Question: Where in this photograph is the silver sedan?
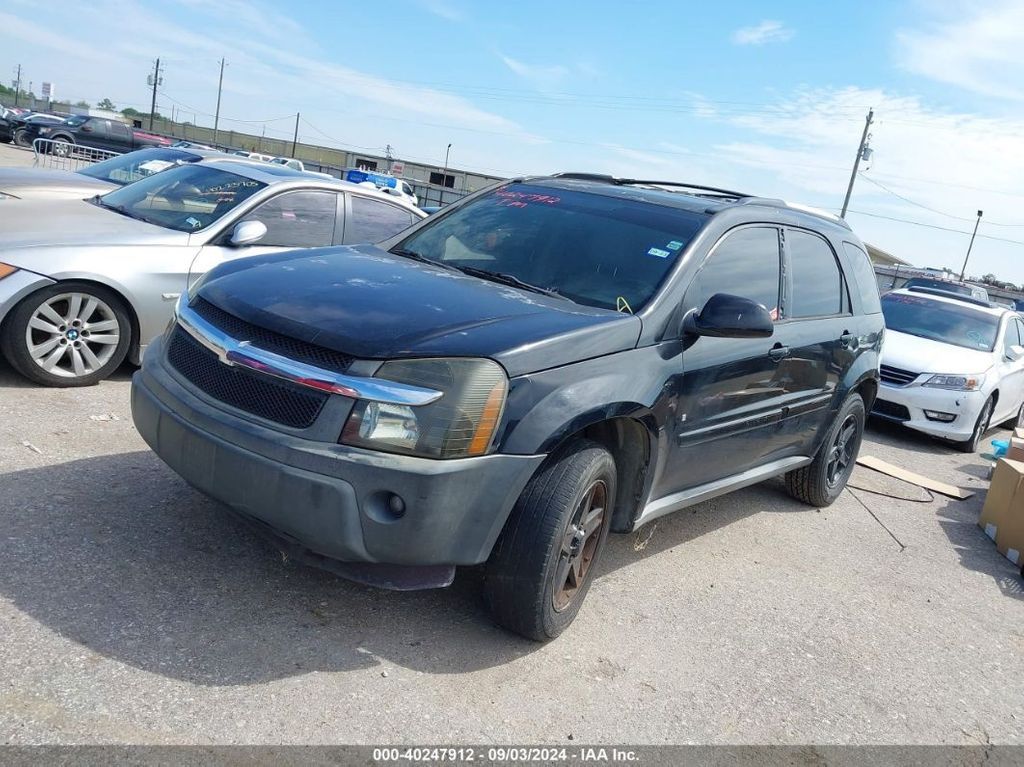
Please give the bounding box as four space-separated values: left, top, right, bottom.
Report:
0 160 426 386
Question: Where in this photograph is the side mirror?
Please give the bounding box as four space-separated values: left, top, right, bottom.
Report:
683 293 774 339
229 220 267 247
1007 344 1024 361
80 124 93 132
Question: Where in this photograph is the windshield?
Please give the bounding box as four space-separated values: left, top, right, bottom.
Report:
97 164 266 232
903 278 971 297
882 293 999 351
78 147 201 186
394 182 706 311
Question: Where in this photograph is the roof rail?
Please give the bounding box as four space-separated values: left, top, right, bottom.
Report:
905 285 993 308
732 197 852 230
552 173 750 199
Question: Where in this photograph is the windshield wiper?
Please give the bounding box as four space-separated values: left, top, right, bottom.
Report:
93 197 156 225
388 248 459 272
453 266 569 300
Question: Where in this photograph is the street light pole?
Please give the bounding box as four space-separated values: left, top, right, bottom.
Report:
840 108 874 219
441 142 452 187
212 57 225 147
959 210 984 282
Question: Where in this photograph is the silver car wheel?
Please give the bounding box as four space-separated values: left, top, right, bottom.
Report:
24 292 121 379
53 140 72 157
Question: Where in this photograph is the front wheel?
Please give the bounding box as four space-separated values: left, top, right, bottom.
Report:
785 393 865 507
13 129 32 148
956 396 994 454
51 137 74 157
0 282 132 387
484 440 616 641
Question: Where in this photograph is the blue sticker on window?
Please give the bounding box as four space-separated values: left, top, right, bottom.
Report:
647 247 671 258
666 240 683 250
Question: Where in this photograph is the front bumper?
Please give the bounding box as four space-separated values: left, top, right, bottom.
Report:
871 382 986 441
132 336 545 577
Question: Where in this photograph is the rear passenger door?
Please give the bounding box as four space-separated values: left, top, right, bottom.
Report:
342 194 421 244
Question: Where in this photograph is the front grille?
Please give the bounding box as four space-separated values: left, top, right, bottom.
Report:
167 327 327 429
193 298 353 373
880 365 918 386
872 399 911 422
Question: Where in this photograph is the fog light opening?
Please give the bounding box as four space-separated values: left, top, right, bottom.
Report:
924 410 957 423
365 491 407 523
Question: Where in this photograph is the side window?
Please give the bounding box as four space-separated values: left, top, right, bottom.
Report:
1003 318 1022 357
842 242 882 314
687 227 781 318
346 196 417 244
241 191 338 247
85 118 106 135
109 121 130 139
787 229 845 318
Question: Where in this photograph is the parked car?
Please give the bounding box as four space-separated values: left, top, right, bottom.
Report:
901 277 990 303
0 112 66 146
23 115 172 155
871 287 1024 451
0 146 232 201
131 173 884 640
0 160 426 386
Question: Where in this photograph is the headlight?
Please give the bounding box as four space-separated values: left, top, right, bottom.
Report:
341 357 508 458
0 263 18 280
923 373 985 391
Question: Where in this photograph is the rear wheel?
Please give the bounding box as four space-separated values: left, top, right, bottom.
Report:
484 440 616 641
13 129 32 148
785 393 865 507
956 396 994 454
0 282 132 387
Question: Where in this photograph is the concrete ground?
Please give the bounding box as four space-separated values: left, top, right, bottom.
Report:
0 141 1022 745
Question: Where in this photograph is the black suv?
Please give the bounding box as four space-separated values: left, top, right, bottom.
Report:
132 174 883 640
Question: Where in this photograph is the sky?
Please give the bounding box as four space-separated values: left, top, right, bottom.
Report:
3 0 1024 283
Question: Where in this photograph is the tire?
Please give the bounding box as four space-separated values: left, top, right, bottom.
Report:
785 393 866 507
483 440 617 641
51 136 74 157
999 400 1024 429
13 129 32 148
0 282 132 387
956 396 994 454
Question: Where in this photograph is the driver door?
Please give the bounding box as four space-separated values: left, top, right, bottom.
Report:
188 189 345 290
995 316 1024 425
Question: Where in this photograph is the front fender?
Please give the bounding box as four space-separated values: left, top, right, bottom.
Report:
0 269 57 327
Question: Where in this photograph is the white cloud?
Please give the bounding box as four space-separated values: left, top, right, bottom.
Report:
897 0 1024 100
695 86 1024 281
413 0 463 22
731 20 794 46
499 54 570 88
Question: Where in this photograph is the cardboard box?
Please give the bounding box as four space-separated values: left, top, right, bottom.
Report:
1007 437 1024 462
1014 427 1024 440
979 458 1024 565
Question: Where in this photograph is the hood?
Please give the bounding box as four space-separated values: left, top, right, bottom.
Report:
198 245 642 377
882 328 993 375
0 167 115 200
0 198 187 251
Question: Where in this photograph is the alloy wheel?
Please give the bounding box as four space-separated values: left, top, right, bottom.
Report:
826 414 860 488
552 479 608 612
24 292 121 379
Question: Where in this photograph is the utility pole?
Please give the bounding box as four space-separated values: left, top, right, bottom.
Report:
959 210 984 282
291 112 300 157
212 57 225 147
146 58 163 131
12 64 21 107
840 108 873 219
385 143 394 172
441 142 452 187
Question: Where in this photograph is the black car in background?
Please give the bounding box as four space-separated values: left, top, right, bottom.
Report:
132 174 884 640
0 112 66 145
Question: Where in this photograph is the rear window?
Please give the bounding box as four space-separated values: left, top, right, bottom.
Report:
842 242 882 314
79 147 200 186
395 183 707 311
881 293 999 351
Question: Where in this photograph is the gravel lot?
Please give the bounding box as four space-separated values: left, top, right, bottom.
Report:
1 142 1022 745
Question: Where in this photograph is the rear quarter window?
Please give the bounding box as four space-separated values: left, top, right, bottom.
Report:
843 241 882 314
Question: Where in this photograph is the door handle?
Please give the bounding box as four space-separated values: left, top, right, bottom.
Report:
769 344 790 361
839 330 855 349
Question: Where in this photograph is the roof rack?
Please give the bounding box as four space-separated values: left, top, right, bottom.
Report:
552 173 750 199
905 285 993 308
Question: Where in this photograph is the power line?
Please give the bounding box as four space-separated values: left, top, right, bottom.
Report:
846 209 1024 247
858 173 1024 226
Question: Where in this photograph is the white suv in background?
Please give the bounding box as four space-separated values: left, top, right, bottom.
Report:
872 287 1024 452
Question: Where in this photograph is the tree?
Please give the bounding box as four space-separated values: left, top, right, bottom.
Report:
97 98 116 110
121 107 140 117
74 100 91 108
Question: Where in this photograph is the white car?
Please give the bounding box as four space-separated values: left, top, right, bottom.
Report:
871 287 1024 451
